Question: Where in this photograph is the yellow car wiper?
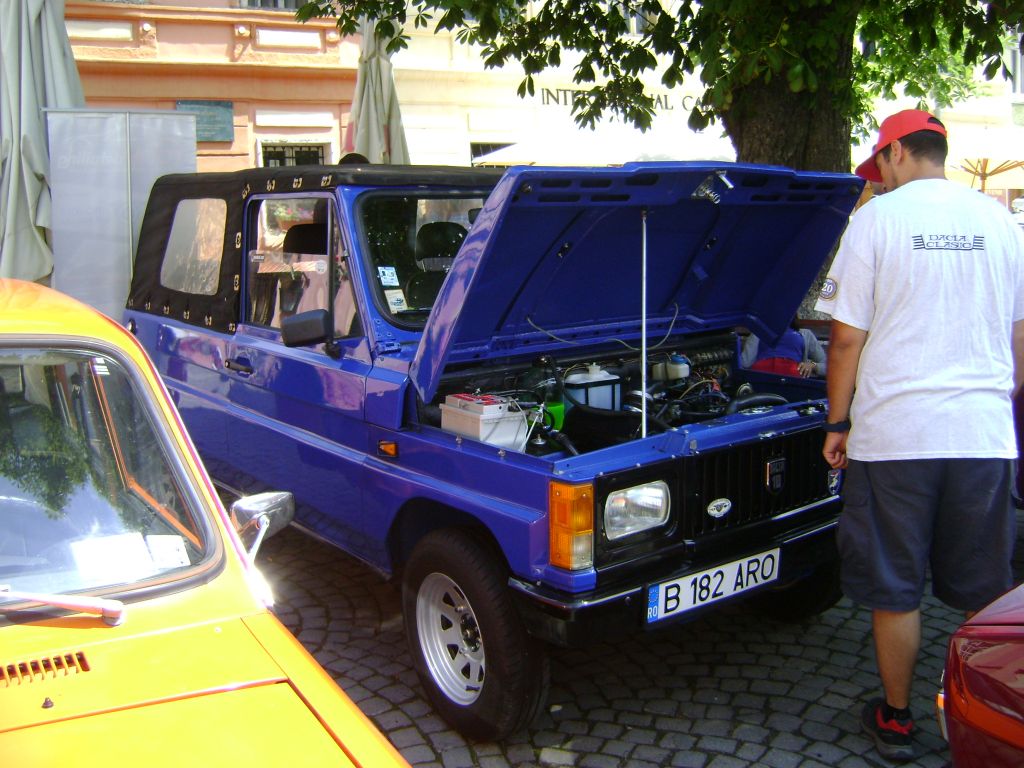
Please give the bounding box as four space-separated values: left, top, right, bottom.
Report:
0 585 125 626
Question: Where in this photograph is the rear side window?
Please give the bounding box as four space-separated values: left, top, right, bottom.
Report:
160 198 227 296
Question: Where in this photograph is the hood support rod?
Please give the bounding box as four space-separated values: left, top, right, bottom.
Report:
640 208 648 438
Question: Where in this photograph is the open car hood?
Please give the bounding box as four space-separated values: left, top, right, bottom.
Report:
411 162 863 403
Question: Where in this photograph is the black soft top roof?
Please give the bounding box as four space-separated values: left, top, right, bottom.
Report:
128 164 503 332
151 164 504 192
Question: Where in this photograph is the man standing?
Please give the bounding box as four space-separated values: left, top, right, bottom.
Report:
815 109 1024 762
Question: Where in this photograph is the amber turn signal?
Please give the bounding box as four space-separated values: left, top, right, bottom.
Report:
549 481 594 570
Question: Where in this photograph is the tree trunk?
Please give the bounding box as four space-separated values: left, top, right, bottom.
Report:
722 6 860 173
719 5 862 319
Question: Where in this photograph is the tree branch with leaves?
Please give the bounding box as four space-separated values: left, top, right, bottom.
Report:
297 0 1023 171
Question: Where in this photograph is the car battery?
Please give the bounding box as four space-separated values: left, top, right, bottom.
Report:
440 393 531 448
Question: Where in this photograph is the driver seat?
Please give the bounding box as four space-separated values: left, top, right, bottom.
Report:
405 222 466 308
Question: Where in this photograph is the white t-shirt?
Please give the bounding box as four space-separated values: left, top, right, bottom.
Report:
814 178 1024 460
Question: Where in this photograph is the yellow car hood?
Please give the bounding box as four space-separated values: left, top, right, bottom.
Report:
0 619 355 767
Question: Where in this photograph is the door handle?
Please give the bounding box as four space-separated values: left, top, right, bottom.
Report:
225 358 253 375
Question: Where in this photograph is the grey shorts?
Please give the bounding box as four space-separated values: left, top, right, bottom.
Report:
838 458 1017 613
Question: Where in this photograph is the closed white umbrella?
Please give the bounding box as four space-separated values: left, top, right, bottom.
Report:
344 17 409 165
0 0 84 280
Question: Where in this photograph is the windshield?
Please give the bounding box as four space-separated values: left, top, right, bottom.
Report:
360 193 488 325
0 346 211 597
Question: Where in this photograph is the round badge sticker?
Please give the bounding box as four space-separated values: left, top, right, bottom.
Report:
819 278 838 300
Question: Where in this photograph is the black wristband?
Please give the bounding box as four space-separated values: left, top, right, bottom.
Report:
822 419 851 433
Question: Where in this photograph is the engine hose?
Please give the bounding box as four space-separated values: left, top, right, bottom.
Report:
536 423 579 456
724 393 788 415
550 429 579 456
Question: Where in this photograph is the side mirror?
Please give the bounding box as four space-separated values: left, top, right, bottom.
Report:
281 308 331 348
230 491 295 562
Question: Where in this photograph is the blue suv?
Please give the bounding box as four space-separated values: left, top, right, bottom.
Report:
125 162 862 740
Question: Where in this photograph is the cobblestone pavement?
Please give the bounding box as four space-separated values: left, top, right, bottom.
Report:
260 520 1024 768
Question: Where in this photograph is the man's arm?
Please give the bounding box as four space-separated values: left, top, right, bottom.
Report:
1012 318 1024 396
822 320 868 469
800 328 828 375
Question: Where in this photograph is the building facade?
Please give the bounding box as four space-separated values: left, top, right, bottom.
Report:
66 0 357 171
66 0 1024 202
65 0 715 170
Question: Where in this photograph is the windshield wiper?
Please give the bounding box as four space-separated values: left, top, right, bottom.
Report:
0 585 125 626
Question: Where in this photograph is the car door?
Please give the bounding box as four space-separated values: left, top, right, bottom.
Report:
221 193 377 557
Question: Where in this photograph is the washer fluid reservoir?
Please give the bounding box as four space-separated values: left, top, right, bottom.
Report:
564 364 621 411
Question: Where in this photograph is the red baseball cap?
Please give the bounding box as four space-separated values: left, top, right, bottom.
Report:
854 109 947 182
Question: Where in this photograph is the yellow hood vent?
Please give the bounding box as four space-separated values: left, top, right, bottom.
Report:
2 651 90 686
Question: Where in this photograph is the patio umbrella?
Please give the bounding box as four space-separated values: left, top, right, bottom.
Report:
472 118 736 166
944 123 1024 191
344 17 409 165
0 0 85 281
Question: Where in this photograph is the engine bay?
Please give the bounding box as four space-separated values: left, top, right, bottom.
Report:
422 331 825 457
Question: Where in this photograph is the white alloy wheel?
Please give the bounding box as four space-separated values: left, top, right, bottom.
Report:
415 571 485 705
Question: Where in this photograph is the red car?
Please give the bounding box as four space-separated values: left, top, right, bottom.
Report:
938 582 1024 766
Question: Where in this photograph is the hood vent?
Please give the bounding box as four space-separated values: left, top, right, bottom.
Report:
2 651 90 687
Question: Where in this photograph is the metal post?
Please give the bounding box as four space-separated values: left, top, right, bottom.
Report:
640 208 648 438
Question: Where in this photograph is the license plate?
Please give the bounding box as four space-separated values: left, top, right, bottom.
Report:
646 548 781 623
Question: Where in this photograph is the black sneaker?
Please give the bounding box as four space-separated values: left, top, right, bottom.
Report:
861 698 916 762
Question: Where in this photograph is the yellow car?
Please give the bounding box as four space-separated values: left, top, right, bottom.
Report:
0 279 408 767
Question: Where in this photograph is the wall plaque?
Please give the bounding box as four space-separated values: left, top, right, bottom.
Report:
176 100 234 142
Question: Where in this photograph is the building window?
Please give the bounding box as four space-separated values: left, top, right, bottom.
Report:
470 143 512 161
238 0 303 10
262 143 328 167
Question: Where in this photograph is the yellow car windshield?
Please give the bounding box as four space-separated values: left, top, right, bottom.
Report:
0 347 209 596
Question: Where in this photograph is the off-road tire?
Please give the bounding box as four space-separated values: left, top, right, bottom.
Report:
402 529 549 741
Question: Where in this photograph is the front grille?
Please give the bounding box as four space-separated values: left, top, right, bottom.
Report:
679 427 831 539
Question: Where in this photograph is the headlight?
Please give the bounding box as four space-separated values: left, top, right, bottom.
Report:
604 481 670 540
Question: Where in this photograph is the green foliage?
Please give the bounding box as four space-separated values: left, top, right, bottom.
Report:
296 1 1024 140
0 413 91 517
850 1 1021 140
